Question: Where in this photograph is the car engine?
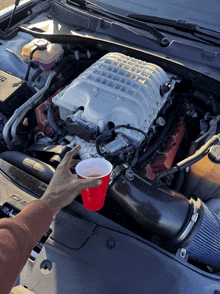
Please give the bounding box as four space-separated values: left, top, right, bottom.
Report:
52 52 178 159
1 35 220 274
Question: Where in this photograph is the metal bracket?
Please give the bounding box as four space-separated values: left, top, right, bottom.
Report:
176 248 189 262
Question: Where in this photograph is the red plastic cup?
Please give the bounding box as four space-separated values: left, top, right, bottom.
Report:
75 158 113 211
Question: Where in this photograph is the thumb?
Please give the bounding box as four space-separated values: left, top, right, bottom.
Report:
79 178 102 190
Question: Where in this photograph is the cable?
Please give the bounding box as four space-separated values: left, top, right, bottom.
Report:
173 170 185 192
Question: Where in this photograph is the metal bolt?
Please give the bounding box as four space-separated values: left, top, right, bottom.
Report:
180 248 187 259
126 168 134 181
156 117 166 127
40 260 52 274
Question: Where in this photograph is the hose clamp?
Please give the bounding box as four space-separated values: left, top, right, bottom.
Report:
109 164 128 185
177 203 199 243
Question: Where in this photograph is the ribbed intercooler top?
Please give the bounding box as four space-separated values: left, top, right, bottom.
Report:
53 53 176 141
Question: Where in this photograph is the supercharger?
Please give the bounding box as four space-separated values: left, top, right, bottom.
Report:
52 53 177 159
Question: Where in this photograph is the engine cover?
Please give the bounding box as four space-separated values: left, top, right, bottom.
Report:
52 53 176 143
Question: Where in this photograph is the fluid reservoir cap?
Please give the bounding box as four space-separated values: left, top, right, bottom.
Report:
35 39 48 50
209 145 220 162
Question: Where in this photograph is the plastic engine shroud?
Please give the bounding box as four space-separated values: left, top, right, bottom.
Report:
52 53 176 142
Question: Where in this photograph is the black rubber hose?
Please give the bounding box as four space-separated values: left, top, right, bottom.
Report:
154 133 220 185
0 151 55 184
46 105 65 136
184 141 199 196
173 170 185 192
25 47 39 81
177 134 219 169
95 135 105 157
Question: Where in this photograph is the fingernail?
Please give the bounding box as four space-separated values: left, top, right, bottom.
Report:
98 179 102 185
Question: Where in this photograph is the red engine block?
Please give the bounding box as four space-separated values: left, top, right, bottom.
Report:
34 88 63 134
144 120 186 180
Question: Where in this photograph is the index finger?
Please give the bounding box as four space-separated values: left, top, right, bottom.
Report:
62 145 81 165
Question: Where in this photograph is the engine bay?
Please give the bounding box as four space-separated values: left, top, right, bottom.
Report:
1 32 220 275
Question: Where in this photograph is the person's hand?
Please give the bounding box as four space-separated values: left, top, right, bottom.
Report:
40 145 102 215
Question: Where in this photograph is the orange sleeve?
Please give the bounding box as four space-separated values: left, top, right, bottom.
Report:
0 200 53 294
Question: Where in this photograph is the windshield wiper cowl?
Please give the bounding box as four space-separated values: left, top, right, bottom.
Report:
67 0 170 47
127 13 220 46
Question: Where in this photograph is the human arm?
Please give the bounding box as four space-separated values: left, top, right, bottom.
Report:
0 145 101 294
0 200 53 294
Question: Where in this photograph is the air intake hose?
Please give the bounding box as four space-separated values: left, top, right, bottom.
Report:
109 167 220 269
0 151 55 184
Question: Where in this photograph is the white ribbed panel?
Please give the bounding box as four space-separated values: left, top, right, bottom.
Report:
53 53 176 142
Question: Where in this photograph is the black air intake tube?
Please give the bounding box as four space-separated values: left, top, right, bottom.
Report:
0 151 55 184
109 167 220 269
